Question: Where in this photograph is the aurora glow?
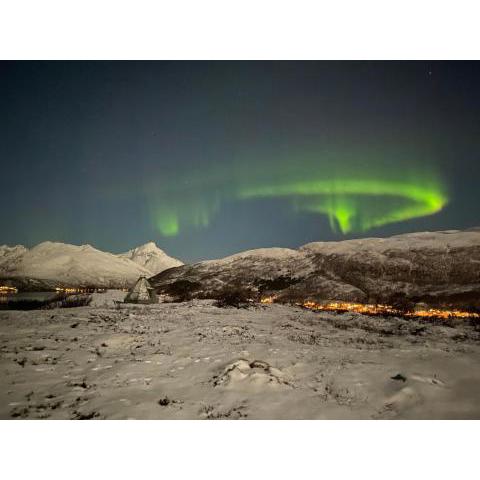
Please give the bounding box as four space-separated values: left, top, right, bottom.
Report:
239 177 447 234
150 151 448 237
5 61 477 261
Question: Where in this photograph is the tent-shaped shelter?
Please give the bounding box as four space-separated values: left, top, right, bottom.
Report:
124 276 158 304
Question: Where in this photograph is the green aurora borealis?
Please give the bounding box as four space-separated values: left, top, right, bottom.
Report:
151 150 448 237
240 178 447 234
6 61 479 261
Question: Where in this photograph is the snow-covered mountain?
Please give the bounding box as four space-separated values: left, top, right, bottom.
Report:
117 241 183 275
150 229 480 309
0 245 28 273
0 241 180 290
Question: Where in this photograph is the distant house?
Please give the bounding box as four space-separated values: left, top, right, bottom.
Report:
124 276 158 304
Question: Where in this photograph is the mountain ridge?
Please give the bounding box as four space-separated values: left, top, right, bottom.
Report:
150 229 480 309
0 241 182 290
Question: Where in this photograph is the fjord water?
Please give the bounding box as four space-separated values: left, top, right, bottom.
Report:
0 292 58 308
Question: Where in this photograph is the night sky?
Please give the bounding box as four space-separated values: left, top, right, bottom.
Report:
1 61 480 262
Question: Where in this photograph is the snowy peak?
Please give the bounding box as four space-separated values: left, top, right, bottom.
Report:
118 242 183 275
135 241 163 253
126 241 167 256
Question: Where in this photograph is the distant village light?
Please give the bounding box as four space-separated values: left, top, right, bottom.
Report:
258 298 480 320
0 286 18 294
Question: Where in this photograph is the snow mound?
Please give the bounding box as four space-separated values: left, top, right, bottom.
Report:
213 359 292 389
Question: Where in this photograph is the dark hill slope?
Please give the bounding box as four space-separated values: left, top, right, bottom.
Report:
150 230 480 308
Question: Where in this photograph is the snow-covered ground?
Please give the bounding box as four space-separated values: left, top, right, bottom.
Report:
88 290 126 308
1 297 479 419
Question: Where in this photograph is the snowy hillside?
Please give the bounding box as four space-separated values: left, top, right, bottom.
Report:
0 242 164 289
0 245 28 274
118 241 183 275
151 229 480 308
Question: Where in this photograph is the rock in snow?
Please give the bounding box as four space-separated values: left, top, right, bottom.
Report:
0 241 182 290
